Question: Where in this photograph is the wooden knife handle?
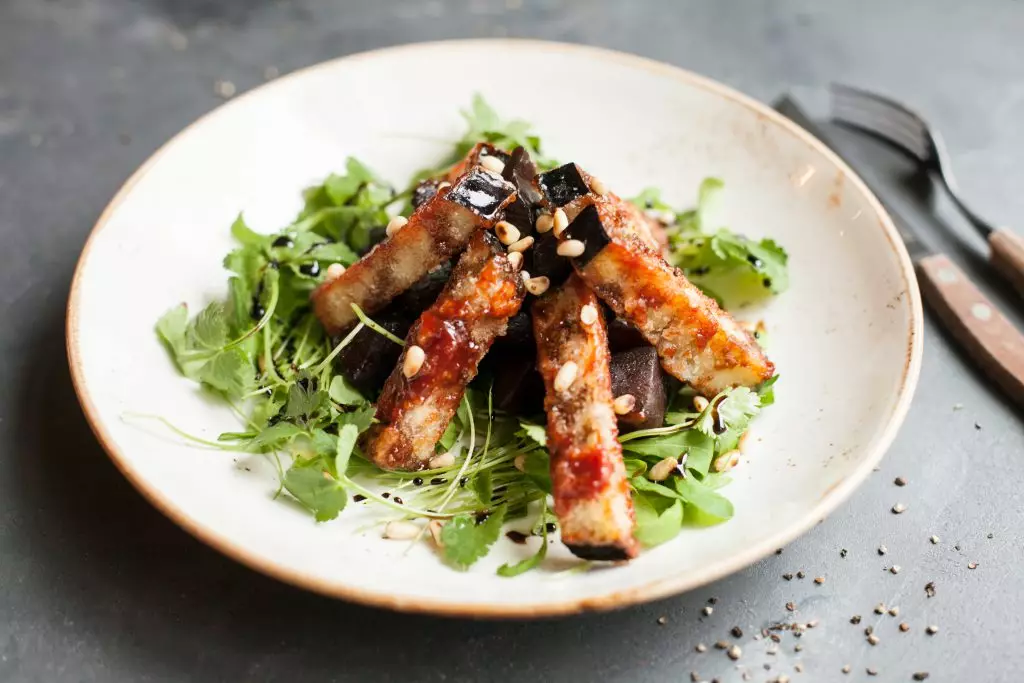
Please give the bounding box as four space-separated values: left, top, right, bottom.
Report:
917 253 1024 406
989 228 1024 298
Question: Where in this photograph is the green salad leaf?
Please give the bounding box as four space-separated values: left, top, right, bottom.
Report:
283 466 348 522
441 506 507 570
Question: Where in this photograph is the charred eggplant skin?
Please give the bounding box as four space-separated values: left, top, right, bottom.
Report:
361 231 526 470
537 162 591 207
311 167 516 336
610 346 668 431
532 274 639 560
560 203 612 266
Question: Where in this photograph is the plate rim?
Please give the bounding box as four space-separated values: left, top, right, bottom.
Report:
65 38 924 618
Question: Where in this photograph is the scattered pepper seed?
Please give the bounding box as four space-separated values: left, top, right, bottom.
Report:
783 573 794 581
874 603 886 614
955 544 961 551
865 626 874 636
987 532 994 539
690 673 700 683
695 643 707 653
808 619 819 628
731 626 744 638
930 535 940 544
892 503 906 514
776 548 784 555
850 615 862 624
794 643 803 652
840 548 848 558
926 625 938 635
794 663 803 673
766 645 778 655
715 640 730 650
890 565 901 575
796 571 806 579
889 606 900 617
867 633 880 645
894 476 907 486
657 616 667 625
814 576 825 585
878 545 888 555
913 674 930 681
842 664 851 674
786 602 796 612
703 605 714 616
770 633 782 643
727 644 741 660
968 561 978 569
900 622 910 632
867 667 878 676
974 422 981 430
925 581 936 598
708 597 718 604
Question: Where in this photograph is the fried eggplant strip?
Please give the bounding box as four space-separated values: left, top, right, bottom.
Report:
361 231 526 470
559 201 775 395
312 167 516 335
532 274 639 560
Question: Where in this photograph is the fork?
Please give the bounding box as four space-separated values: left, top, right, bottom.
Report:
830 83 1024 297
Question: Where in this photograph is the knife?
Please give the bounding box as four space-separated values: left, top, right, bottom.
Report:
775 95 1024 407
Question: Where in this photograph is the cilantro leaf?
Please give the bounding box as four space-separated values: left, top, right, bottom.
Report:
284 378 325 420
198 347 254 397
441 506 507 570
473 469 494 505
518 421 547 447
283 466 347 522
247 421 304 449
191 302 230 349
522 450 552 494
156 304 189 363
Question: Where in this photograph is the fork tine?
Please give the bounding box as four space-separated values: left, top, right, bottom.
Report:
829 83 932 160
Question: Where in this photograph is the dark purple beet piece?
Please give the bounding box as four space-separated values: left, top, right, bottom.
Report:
493 309 534 350
334 310 413 395
394 261 452 314
446 168 516 220
560 203 611 266
610 346 667 431
411 178 441 209
607 317 647 352
492 354 545 415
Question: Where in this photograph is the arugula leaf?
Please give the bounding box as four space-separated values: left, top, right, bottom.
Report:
497 501 549 577
673 476 734 522
633 495 684 547
457 94 554 168
334 424 359 476
283 466 347 522
628 187 674 213
441 506 507 570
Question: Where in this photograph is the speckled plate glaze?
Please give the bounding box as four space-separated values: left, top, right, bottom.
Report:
66 40 922 617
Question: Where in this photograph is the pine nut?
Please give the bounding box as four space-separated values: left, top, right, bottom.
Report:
612 393 636 415
480 155 505 174
553 361 578 392
693 395 710 412
513 454 526 472
557 239 585 257
384 521 420 540
520 270 531 283
589 176 609 196
535 213 554 233
507 251 523 269
580 303 599 325
386 215 408 237
508 236 534 253
552 208 569 236
325 263 346 280
428 520 444 547
429 452 455 469
437 181 451 191
525 276 550 296
402 345 425 378
713 449 741 472
495 220 521 245
648 456 679 482
738 430 751 453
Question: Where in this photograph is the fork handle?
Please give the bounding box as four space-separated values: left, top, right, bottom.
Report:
989 229 1024 298
917 253 1024 406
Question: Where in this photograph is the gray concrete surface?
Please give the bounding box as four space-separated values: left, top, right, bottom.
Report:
2 1 1023 681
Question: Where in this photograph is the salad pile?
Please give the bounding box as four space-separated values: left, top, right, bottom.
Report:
155 96 787 574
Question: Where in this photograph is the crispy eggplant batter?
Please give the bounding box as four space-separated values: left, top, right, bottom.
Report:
312 167 516 336
361 231 526 470
532 274 639 560
561 202 774 395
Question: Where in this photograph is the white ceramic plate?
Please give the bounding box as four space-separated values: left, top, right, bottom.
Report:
67 40 922 617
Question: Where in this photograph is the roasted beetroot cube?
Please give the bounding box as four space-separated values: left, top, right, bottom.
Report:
610 346 667 431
